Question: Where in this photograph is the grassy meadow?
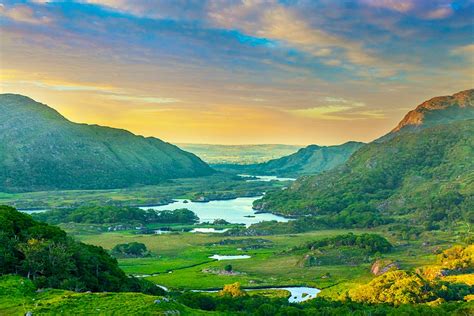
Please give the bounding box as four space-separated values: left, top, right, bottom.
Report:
71 226 469 299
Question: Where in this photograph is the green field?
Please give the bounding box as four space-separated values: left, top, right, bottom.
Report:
72 226 467 298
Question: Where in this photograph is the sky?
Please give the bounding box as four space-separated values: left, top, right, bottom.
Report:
0 0 473 145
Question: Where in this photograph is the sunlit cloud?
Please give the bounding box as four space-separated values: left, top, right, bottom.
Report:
360 0 415 13
106 94 180 104
424 7 453 19
289 104 387 121
0 70 115 92
451 44 474 59
208 2 380 68
0 0 472 144
0 3 52 24
360 0 454 20
289 105 354 120
286 95 384 121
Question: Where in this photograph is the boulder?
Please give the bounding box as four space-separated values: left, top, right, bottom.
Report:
371 259 399 276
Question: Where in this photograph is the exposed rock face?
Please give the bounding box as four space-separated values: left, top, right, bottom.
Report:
371 259 399 276
392 89 474 133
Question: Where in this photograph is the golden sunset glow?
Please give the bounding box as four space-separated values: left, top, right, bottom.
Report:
1 1 472 144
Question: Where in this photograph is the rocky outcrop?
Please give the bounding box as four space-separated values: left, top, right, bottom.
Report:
392 89 474 133
371 259 399 276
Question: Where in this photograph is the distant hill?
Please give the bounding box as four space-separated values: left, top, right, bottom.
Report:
0 94 213 192
214 142 364 177
179 143 302 164
255 90 474 227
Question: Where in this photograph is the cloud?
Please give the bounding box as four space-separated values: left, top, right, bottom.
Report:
361 0 454 20
289 105 353 120
0 70 114 92
424 6 453 19
324 97 364 106
1 69 180 105
450 44 474 62
322 59 342 66
286 96 383 121
106 94 180 104
0 4 52 24
208 2 381 68
360 0 415 13
80 0 207 20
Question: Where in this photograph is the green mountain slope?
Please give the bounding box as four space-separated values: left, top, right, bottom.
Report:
255 90 474 226
215 142 364 177
0 94 214 192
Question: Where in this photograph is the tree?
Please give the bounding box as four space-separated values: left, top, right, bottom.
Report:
219 282 247 297
349 270 432 305
438 245 473 270
111 242 149 258
18 239 47 280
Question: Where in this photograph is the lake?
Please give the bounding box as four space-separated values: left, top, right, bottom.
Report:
141 196 290 226
239 174 296 182
209 254 251 260
20 209 49 214
191 228 229 233
195 286 320 303
278 287 321 303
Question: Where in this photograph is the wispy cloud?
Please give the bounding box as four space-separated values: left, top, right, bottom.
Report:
286 97 384 121
0 3 52 24
208 2 380 68
289 105 354 120
106 94 180 104
360 0 415 13
361 0 454 19
451 44 474 59
0 0 471 144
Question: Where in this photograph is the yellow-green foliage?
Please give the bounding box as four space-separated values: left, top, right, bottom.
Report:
219 282 247 298
443 274 474 286
438 245 474 270
349 270 432 305
465 294 474 302
418 265 445 281
426 298 445 306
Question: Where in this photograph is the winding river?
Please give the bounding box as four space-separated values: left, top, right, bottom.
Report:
192 286 320 303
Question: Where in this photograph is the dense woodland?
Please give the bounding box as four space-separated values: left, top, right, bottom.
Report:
33 205 199 225
0 206 162 295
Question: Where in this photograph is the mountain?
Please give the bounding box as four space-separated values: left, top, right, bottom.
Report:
214 141 364 177
378 89 474 141
254 90 474 227
0 94 214 192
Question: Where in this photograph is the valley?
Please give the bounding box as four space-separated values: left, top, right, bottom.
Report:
1 90 473 315
1 1 473 313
